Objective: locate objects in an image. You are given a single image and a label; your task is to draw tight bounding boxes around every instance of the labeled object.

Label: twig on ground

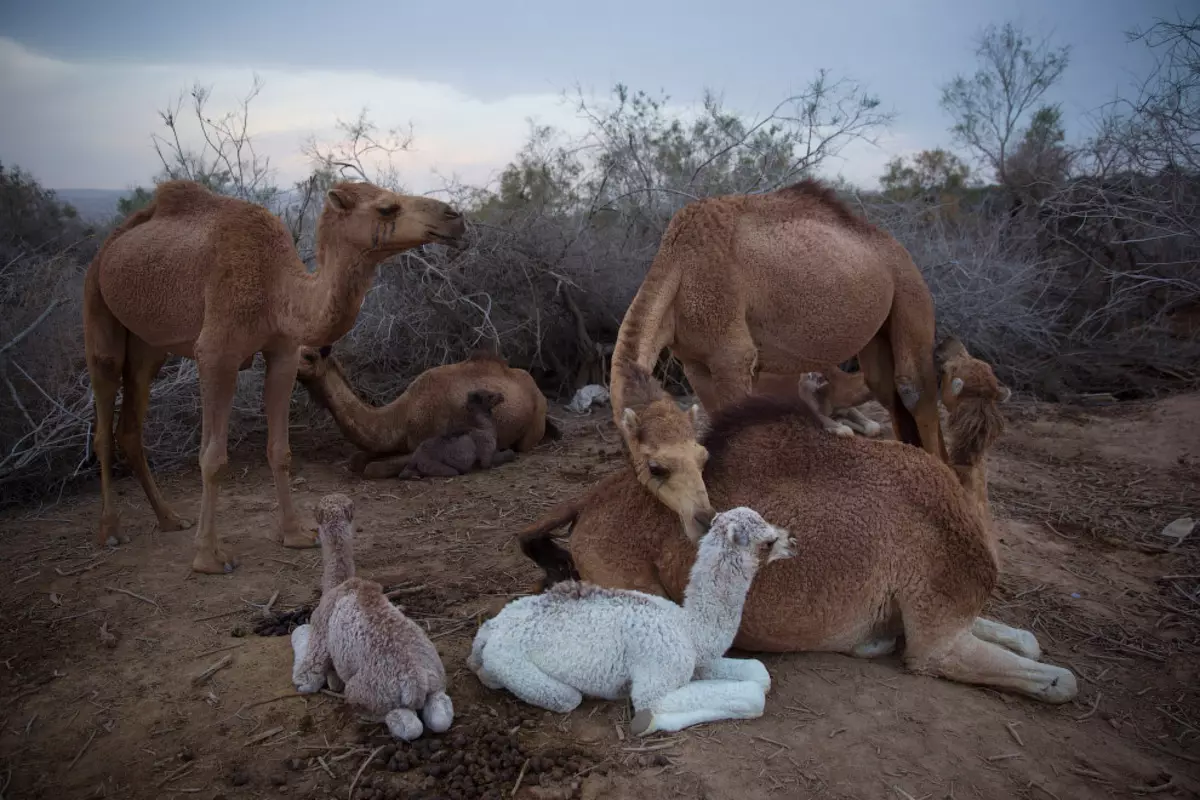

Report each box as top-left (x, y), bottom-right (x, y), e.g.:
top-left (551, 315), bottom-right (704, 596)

top-left (510, 757), bottom-right (530, 798)
top-left (348, 745), bottom-right (384, 799)
top-left (248, 726), bottom-right (284, 745)
top-left (1074, 692), bottom-right (1102, 721)
top-left (191, 654), bottom-right (233, 685)
top-left (105, 585), bottom-right (161, 608)
top-left (67, 728), bottom-right (97, 770)
top-left (1005, 721), bottom-right (1025, 747)
top-left (157, 761), bottom-right (195, 787)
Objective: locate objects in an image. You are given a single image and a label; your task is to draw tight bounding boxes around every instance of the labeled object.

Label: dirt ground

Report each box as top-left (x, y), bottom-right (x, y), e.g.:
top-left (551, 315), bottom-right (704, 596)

top-left (1, 392), bottom-right (1198, 800)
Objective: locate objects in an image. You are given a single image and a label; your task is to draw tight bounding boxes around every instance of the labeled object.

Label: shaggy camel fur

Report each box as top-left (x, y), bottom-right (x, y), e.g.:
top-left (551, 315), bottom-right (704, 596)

top-left (295, 347), bottom-right (556, 478)
top-left (609, 179), bottom-right (945, 540)
top-left (935, 338), bottom-right (1012, 520)
top-left (292, 494), bottom-right (453, 740)
top-left (398, 389), bottom-right (516, 479)
top-left (83, 179), bottom-right (465, 573)
top-left (469, 507), bottom-right (793, 736)
top-left (518, 366), bottom-right (1077, 705)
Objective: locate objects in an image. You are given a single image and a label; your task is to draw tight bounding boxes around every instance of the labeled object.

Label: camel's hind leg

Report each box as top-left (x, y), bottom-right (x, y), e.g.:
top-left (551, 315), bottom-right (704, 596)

top-left (263, 347), bottom-right (317, 550)
top-left (83, 270), bottom-right (127, 547)
top-left (118, 337), bottom-right (193, 534)
top-left (702, 334), bottom-right (758, 411)
top-left (858, 334), bottom-right (920, 446)
top-left (680, 359), bottom-right (721, 415)
top-left (886, 291), bottom-right (948, 462)
top-left (629, 679), bottom-right (766, 737)
top-left (907, 628), bottom-right (1076, 704)
top-left (480, 646), bottom-right (583, 714)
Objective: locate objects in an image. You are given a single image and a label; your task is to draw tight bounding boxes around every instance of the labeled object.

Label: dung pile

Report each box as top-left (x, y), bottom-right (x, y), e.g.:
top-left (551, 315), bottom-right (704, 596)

top-left (252, 606), bottom-right (312, 636)
top-left (353, 702), bottom-right (600, 800)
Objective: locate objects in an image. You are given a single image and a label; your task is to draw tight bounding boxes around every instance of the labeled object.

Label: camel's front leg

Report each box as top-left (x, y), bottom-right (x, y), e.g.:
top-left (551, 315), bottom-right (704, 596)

top-left (971, 617), bottom-right (1041, 659)
top-left (193, 348), bottom-right (241, 574)
top-left (292, 623), bottom-right (333, 694)
top-left (694, 657), bottom-right (771, 693)
top-left (630, 679), bottom-right (766, 737)
top-left (264, 348), bottom-right (317, 549)
top-left (907, 630), bottom-right (1076, 704)
top-left (834, 407), bottom-right (882, 437)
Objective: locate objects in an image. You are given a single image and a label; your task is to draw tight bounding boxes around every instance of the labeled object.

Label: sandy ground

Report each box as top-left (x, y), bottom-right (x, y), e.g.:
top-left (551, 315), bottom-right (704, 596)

top-left (0, 393), bottom-right (1198, 800)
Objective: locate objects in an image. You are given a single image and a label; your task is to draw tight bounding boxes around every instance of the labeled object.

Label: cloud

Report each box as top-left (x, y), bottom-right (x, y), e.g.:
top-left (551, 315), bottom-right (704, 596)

top-left (0, 37), bottom-right (589, 192)
top-left (0, 36), bottom-right (920, 194)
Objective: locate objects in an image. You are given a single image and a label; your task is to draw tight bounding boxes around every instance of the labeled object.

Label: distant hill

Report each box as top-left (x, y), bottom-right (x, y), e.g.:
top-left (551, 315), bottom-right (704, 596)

top-left (53, 188), bottom-right (130, 223)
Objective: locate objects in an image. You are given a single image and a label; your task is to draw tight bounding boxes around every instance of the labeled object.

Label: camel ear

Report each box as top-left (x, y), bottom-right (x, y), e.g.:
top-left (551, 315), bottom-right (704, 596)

top-left (997, 385), bottom-right (1012, 403)
top-left (950, 377), bottom-right (964, 397)
top-left (620, 407), bottom-right (641, 441)
top-left (729, 524), bottom-right (750, 548)
top-left (687, 404), bottom-right (701, 427)
top-left (327, 187), bottom-right (356, 211)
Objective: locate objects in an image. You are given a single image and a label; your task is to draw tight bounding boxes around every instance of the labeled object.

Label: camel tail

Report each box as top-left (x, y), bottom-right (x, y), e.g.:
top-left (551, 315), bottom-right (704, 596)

top-left (517, 498), bottom-right (584, 589)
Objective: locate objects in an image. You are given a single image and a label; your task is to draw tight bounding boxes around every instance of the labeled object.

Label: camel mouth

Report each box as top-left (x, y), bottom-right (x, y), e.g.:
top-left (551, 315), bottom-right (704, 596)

top-left (427, 228), bottom-right (468, 250)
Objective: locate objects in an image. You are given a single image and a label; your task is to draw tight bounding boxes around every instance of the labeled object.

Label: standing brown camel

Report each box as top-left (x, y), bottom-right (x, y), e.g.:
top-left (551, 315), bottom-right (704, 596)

top-left (83, 179), bottom-right (466, 574)
top-left (517, 357), bottom-right (1077, 705)
top-left (294, 346), bottom-right (556, 477)
top-left (610, 180), bottom-right (945, 540)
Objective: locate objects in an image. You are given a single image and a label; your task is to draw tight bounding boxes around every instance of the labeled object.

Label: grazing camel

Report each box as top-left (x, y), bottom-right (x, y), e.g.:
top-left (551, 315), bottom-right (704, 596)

top-left (398, 389), bottom-right (516, 479)
top-left (83, 179), bottom-right (466, 574)
top-left (935, 337), bottom-right (1012, 520)
top-left (610, 179), bottom-right (945, 541)
top-left (517, 362), bottom-right (1077, 705)
top-left (295, 347), bottom-right (556, 477)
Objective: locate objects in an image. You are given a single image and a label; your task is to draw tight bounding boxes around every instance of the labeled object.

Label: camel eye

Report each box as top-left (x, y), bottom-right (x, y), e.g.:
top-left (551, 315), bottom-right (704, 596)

top-left (648, 461), bottom-right (670, 479)
top-left (378, 204), bottom-right (400, 216)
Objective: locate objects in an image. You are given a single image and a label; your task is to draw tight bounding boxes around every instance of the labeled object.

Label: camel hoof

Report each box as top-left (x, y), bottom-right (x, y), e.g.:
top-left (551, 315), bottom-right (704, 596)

top-left (862, 420), bottom-right (882, 437)
top-left (161, 516), bottom-right (194, 532)
top-left (104, 535), bottom-right (120, 548)
top-left (1036, 667), bottom-right (1078, 704)
top-left (192, 550), bottom-right (238, 575)
top-left (282, 531), bottom-right (319, 549)
top-left (348, 452), bottom-right (372, 474)
top-left (630, 710), bottom-right (655, 737)
top-left (897, 380), bottom-right (920, 412)
top-left (1008, 630), bottom-right (1042, 660)
top-left (833, 424), bottom-right (855, 438)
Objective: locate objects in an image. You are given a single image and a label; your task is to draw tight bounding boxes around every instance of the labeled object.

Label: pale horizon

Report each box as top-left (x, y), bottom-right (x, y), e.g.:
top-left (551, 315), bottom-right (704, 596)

top-left (0, 0), bottom-right (1189, 196)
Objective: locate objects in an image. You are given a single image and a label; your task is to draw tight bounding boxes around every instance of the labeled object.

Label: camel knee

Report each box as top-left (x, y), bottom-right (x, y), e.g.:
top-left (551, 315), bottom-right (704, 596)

top-left (896, 377), bottom-right (920, 411)
top-left (268, 442), bottom-right (292, 472)
top-left (200, 443), bottom-right (229, 481)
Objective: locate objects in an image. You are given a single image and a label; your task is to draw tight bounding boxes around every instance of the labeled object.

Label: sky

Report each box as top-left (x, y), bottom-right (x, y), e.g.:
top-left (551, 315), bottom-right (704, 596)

top-left (0, 0), bottom-right (1190, 195)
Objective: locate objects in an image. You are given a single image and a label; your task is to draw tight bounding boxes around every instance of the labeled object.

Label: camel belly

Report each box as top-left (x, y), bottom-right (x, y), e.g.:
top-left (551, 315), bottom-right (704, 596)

top-left (98, 222), bottom-right (211, 351)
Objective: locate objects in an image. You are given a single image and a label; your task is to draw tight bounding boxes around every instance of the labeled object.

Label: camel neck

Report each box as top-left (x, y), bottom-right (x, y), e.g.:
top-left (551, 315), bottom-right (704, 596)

top-left (300, 363), bottom-right (412, 453)
top-left (280, 235), bottom-right (386, 345)
top-left (321, 535), bottom-right (355, 592)
top-left (681, 541), bottom-right (756, 662)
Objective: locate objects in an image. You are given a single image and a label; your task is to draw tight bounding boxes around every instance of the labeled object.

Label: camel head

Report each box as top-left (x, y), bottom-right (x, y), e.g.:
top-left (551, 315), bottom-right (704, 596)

top-left (709, 506), bottom-right (796, 566)
top-left (296, 345), bottom-right (336, 382)
top-left (615, 362), bottom-right (715, 543)
top-left (466, 389), bottom-right (505, 415)
top-left (934, 337), bottom-right (1011, 412)
top-left (321, 181), bottom-right (467, 255)
top-left (315, 492), bottom-right (354, 546)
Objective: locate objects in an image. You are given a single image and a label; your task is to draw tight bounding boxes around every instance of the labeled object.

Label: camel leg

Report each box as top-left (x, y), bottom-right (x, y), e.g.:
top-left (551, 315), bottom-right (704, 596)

top-left (421, 691), bottom-right (454, 734)
top-left (971, 617), bottom-right (1041, 660)
top-left (491, 448), bottom-right (517, 466)
top-left (629, 679), bottom-right (766, 737)
top-left (479, 646), bottom-right (583, 714)
top-left (410, 460), bottom-right (461, 479)
top-left (680, 359), bottom-right (722, 414)
top-left (694, 657), bottom-right (771, 693)
top-left (293, 623), bottom-right (332, 693)
top-left (192, 349), bottom-right (240, 575)
top-left (906, 629), bottom-right (1076, 704)
top-left (704, 336), bottom-right (757, 411)
top-left (887, 291), bottom-right (948, 462)
top-left (383, 708), bottom-right (424, 741)
top-left (83, 278), bottom-right (128, 547)
top-left (858, 334), bottom-right (911, 444)
top-left (118, 338), bottom-right (193, 534)
top-left (263, 348), bottom-right (317, 550)
top-left (835, 407), bottom-right (883, 437)
top-left (362, 454), bottom-right (410, 479)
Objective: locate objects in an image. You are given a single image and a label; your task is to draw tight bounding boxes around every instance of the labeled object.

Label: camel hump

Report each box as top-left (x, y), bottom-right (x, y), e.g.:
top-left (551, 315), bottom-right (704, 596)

top-left (774, 179), bottom-right (877, 236)
top-left (466, 349), bottom-right (508, 366)
top-left (151, 180), bottom-right (224, 217)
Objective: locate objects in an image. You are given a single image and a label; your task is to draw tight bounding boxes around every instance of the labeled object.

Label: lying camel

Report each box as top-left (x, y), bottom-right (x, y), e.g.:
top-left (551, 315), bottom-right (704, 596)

top-left (399, 389), bottom-right (516, 479)
top-left (296, 347), bottom-right (557, 477)
top-left (517, 359), bottom-right (1077, 705)
top-left (609, 179), bottom-right (946, 541)
top-left (83, 179), bottom-right (465, 573)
